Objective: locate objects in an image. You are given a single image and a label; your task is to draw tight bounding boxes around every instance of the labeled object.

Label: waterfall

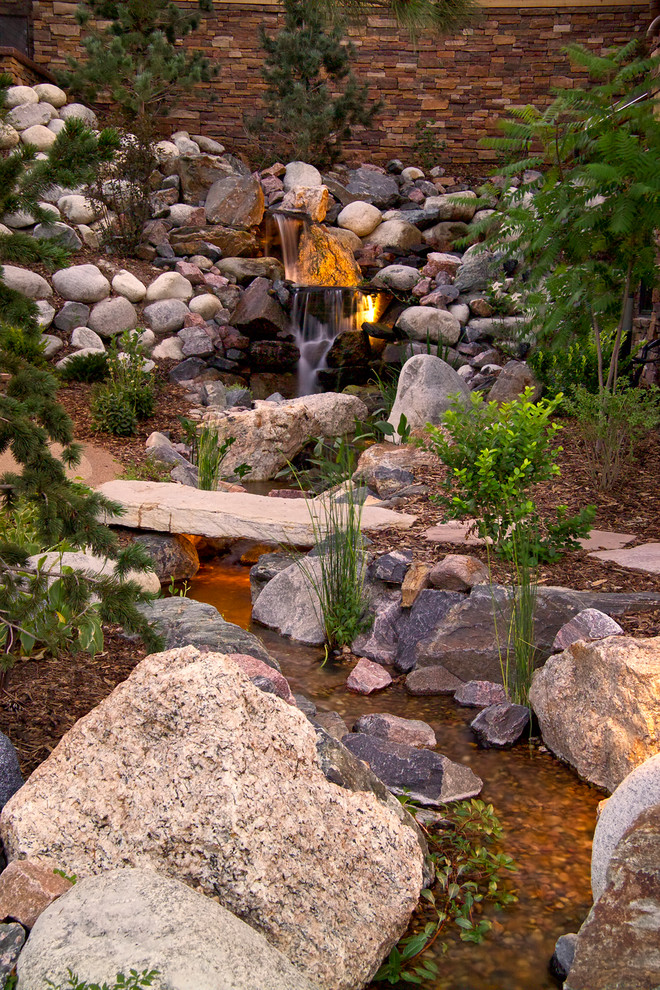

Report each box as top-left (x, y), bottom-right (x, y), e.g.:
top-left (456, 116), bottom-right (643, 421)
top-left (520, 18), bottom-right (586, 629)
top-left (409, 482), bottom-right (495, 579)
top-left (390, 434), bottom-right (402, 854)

top-left (293, 287), bottom-right (377, 395)
top-left (275, 214), bottom-right (303, 282)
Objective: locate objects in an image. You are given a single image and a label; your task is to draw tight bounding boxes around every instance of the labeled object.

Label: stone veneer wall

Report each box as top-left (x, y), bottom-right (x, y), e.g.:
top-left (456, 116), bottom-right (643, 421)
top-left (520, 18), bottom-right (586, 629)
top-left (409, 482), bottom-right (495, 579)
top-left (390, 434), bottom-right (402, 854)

top-left (29, 0), bottom-right (648, 168)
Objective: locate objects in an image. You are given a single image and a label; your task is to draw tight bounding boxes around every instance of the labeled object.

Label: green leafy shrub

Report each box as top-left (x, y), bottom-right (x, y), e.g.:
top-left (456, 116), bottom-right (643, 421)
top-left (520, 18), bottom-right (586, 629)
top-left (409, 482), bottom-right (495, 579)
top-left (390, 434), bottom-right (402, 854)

top-left (374, 799), bottom-right (517, 985)
top-left (46, 968), bottom-right (159, 990)
top-left (426, 388), bottom-right (595, 562)
top-left (528, 340), bottom-right (601, 404)
top-left (91, 332), bottom-right (155, 436)
top-left (568, 384), bottom-right (660, 489)
top-left (60, 351), bottom-right (109, 383)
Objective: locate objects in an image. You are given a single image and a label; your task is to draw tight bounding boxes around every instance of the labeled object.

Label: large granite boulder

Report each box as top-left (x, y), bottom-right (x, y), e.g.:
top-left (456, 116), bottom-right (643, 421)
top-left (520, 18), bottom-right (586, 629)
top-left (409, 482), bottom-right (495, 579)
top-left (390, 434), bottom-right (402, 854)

top-left (396, 307), bottom-right (461, 346)
top-left (1, 647), bottom-right (425, 990)
top-left (178, 152), bottom-right (249, 204)
top-left (388, 354), bottom-right (470, 437)
top-left (130, 533), bottom-right (200, 583)
top-left (346, 168), bottom-right (399, 207)
top-left (252, 557), bottom-right (325, 645)
top-left (565, 805), bottom-right (660, 990)
top-left (205, 174), bottom-right (265, 227)
top-left (17, 868), bottom-right (319, 990)
top-left (529, 636), bottom-right (660, 792)
top-left (591, 753), bottom-right (660, 901)
top-left (202, 392), bottom-right (368, 480)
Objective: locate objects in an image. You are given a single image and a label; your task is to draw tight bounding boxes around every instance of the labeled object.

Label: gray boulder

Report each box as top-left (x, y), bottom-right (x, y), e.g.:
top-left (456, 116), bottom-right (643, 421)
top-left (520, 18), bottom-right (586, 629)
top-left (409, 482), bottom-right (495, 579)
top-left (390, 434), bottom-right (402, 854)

top-left (388, 354), bottom-right (470, 436)
top-left (346, 168), bottom-right (399, 208)
top-left (1, 266), bottom-right (52, 300)
top-left (0, 733), bottom-right (23, 811)
top-left (488, 361), bottom-right (541, 403)
top-left (395, 307), bottom-right (461, 346)
top-left (137, 596), bottom-right (278, 669)
top-left (32, 221), bottom-right (82, 251)
top-left (250, 552), bottom-right (296, 603)
top-left (16, 868), bottom-right (320, 990)
top-left (352, 713), bottom-right (436, 749)
top-left (373, 550), bottom-right (413, 585)
top-left (342, 733), bottom-right (482, 805)
top-left (352, 589), bottom-right (403, 665)
top-left (131, 533), bottom-right (200, 584)
top-left (454, 680), bottom-right (507, 708)
top-left (88, 296), bottom-right (138, 338)
top-left (252, 558), bottom-right (325, 645)
top-left (52, 264), bottom-right (110, 304)
top-left (54, 301), bottom-right (90, 332)
top-left (470, 702), bottom-right (530, 748)
top-left (143, 298), bottom-right (189, 334)
top-left (6, 101), bottom-right (51, 131)
top-left (0, 923), bottom-right (26, 987)
top-left (454, 250), bottom-right (495, 293)
top-left (553, 608), bottom-right (624, 652)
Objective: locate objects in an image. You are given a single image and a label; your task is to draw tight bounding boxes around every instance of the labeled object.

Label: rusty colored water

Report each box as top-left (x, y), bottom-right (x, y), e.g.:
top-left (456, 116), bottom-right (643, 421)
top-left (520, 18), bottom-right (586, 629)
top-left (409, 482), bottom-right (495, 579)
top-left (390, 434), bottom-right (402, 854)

top-left (187, 562), bottom-right (603, 990)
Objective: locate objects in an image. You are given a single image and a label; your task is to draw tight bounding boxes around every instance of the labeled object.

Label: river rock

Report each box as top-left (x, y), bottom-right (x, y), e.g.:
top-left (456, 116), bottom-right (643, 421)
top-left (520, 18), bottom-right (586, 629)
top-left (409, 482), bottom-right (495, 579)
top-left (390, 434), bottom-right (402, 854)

top-left (54, 300), bottom-right (89, 331)
top-left (363, 219), bottom-right (423, 250)
top-left (202, 392), bottom-right (368, 480)
top-left (5, 86), bottom-right (38, 108)
top-left (405, 666), bottom-right (463, 695)
top-left (388, 354), bottom-right (470, 436)
top-left (189, 293), bottom-right (222, 319)
top-left (33, 84), bottom-right (67, 107)
top-left (337, 200), bottom-right (382, 236)
top-left (217, 257), bottom-right (285, 283)
top-left (454, 680), bottom-right (508, 707)
top-left (20, 124), bottom-right (57, 150)
top-left (346, 658), bottom-right (393, 694)
top-left (283, 161), bottom-right (322, 191)
top-left (59, 103), bottom-right (98, 127)
top-left (0, 733), bottom-right (23, 812)
top-left (0, 858), bottom-right (72, 929)
top-left (205, 174), bottom-right (265, 227)
top-left (112, 270), bottom-right (146, 303)
top-left (470, 702), bottom-right (530, 748)
top-left (137, 597), bottom-right (277, 666)
top-left (88, 296), bottom-right (137, 337)
top-left (35, 301), bottom-right (55, 329)
top-left (16, 868), bottom-right (320, 990)
top-left (57, 194), bottom-right (97, 225)
top-left (424, 191), bottom-right (478, 222)
top-left (552, 608), bottom-right (624, 651)
top-left (145, 271), bottom-right (194, 303)
top-left (396, 307), bottom-right (461, 346)
top-left (422, 220), bottom-right (470, 251)
top-left (488, 360), bottom-right (541, 402)
top-left (372, 265), bottom-right (421, 292)
top-left (353, 713), bottom-right (436, 748)
top-left (429, 554), bottom-right (489, 591)
top-left (0, 123), bottom-right (20, 149)
top-left (342, 734), bottom-right (482, 805)
top-left (52, 264), bottom-right (110, 304)
top-left (70, 326), bottom-right (103, 351)
top-left (565, 805), bottom-right (660, 990)
top-left (6, 102), bottom-right (52, 131)
top-left (33, 220), bottom-right (81, 251)
top-left (591, 753), bottom-right (660, 901)
top-left (143, 298), bottom-right (189, 334)
top-left (346, 168), bottom-right (399, 207)
top-left (2, 648), bottom-right (425, 990)
top-left (1, 265), bottom-right (52, 300)
top-left (130, 533), bottom-right (199, 584)
top-left (529, 635), bottom-right (660, 792)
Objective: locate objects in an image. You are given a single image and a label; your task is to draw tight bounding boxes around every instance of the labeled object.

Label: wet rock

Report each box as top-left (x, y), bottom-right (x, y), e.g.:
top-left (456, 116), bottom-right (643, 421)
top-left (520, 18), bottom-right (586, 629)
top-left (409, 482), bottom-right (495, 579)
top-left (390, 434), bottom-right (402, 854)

top-left (313, 711), bottom-right (350, 741)
top-left (0, 922), bottom-right (25, 984)
top-left (488, 360), bottom-right (541, 403)
top-left (529, 635), bottom-right (660, 792)
top-left (297, 224), bottom-right (362, 287)
top-left (16, 868), bottom-right (319, 990)
top-left (353, 713), bottom-right (436, 749)
top-left (130, 533), bottom-right (199, 584)
top-left (205, 173), bottom-right (265, 228)
top-left (454, 680), bottom-right (507, 708)
top-left (591, 753), bottom-right (660, 902)
top-left (346, 168), bottom-right (399, 207)
top-left (3, 649), bottom-right (425, 990)
top-left (352, 589), bottom-right (403, 665)
top-left (228, 653), bottom-right (295, 705)
top-left (405, 667), bottom-right (463, 695)
top-left (280, 185), bottom-right (329, 222)
top-left (396, 589), bottom-right (464, 673)
top-left (552, 608), bottom-right (624, 651)
top-left (429, 554), bottom-right (489, 592)
top-left (470, 702), bottom-right (530, 748)
top-left (388, 354), bottom-right (470, 437)
top-left (565, 805), bottom-right (660, 990)
top-left (137, 596), bottom-right (278, 668)
top-left (295, 694), bottom-right (317, 717)
top-left (342, 734), bottom-right (482, 805)
top-left (373, 550), bottom-right (413, 585)
top-left (550, 933), bottom-right (578, 982)
top-left (346, 658), bottom-right (393, 694)
top-left (0, 858), bottom-right (72, 929)
top-left (0, 734), bottom-right (23, 813)
top-left (250, 552), bottom-right (296, 603)
top-left (252, 558), bottom-right (324, 645)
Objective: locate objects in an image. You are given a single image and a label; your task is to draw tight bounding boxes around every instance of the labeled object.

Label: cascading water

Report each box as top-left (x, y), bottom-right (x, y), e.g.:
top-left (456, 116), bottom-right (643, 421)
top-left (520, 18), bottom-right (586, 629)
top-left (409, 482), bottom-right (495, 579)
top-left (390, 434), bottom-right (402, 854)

top-left (274, 213), bottom-right (379, 394)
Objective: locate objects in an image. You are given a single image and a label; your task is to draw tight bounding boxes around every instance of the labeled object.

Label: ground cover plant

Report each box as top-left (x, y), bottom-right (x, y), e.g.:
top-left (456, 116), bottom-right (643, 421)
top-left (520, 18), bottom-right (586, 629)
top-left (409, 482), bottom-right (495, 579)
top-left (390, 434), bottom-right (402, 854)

top-left (91, 332), bottom-right (156, 437)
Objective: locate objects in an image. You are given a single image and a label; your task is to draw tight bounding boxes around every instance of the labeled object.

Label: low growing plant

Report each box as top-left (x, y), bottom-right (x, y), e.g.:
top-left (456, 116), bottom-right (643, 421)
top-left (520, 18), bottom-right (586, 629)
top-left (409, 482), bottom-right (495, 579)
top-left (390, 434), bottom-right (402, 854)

top-left (59, 350), bottom-right (109, 384)
top-left (45, 969), bottom-right (159, 990)
top-left (374, 798), bottom-right (517, 985)
top-left (568, 383), bottom-right (660, 489)
top-left (91, 332), bottom-right (155, 437)
top-left (426, 388), bottom-right (595, 563)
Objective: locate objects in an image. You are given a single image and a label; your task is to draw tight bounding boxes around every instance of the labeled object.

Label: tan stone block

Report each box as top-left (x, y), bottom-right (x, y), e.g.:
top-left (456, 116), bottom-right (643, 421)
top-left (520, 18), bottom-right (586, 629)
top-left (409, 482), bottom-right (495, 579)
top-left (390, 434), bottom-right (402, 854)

top-left (0, 858), bottom-right (73, 929)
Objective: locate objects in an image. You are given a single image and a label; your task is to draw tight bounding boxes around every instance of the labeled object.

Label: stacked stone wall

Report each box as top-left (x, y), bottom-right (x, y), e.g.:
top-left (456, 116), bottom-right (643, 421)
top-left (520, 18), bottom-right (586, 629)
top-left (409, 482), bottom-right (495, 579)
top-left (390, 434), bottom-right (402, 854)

top-left (28, 0), bottom-right (647, 168)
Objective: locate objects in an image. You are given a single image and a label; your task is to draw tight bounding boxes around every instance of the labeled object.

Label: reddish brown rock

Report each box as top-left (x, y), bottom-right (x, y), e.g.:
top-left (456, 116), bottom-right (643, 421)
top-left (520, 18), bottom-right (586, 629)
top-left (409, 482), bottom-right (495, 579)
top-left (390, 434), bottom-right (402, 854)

top-left (0, 858), bottom-right (72, 928)
top-left (352, 713), bottom-right (436, 749)
top-left (228, 653), bottom-right (296, 705)
top-left (405, 666), bottom-right (463, 696)
top-left (454, 680), bottom-right (508, 708)
top-left (175, 261), bottom-right (206, 285)
top-left (429, 554), bottom-right (489, 592)
top-left (553, 608), bottom-right (624, 651)
top-left (346, 659), bottom-right (393, 695)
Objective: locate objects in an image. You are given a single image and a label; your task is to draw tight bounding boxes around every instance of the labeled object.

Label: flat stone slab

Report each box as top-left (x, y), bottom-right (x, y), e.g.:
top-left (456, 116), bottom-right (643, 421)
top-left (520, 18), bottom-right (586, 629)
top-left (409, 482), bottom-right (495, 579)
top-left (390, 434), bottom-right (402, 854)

top-left (98, 481), bottom-right (416, 545)
top-left (588, 543), bottom-right (660, 575)
top-left (422, 520), bottom-right (484, 545)
top-left (578, 530), bottom-right (637, 551)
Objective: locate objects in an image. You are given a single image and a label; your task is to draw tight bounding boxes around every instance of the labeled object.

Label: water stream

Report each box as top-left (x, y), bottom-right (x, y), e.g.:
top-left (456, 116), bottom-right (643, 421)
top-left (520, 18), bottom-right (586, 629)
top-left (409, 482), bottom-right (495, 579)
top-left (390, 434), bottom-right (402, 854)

top-left (187, 561), bottom-right (603, 990)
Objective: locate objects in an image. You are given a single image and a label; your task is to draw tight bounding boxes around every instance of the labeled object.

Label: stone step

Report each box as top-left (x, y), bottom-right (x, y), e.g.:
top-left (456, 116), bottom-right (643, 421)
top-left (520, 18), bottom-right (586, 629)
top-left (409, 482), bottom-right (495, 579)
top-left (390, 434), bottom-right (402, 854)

top-left (97, 480), bottom-right (417, 545)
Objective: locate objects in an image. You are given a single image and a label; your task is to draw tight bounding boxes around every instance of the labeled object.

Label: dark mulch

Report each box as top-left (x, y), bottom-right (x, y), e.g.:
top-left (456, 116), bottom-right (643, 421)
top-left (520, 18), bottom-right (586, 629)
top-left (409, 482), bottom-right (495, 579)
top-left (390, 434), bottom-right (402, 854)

top-left (58, 372), bottom-right (193, 467)
top-left (0, 629), bottom-right (148, 778)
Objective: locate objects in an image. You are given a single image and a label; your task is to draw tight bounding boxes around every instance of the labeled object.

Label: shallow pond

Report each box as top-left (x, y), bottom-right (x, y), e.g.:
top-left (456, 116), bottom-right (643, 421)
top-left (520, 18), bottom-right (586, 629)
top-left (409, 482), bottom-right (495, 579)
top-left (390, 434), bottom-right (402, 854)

top-left (187, 560), bottom-right (603, 990)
